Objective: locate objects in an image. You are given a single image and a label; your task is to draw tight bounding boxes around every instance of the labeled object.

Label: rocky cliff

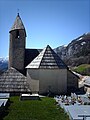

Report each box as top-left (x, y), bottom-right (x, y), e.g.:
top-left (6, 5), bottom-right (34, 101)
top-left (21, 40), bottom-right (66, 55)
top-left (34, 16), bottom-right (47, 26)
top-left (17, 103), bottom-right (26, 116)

top-left (54, 33), bottom-right (90, 66)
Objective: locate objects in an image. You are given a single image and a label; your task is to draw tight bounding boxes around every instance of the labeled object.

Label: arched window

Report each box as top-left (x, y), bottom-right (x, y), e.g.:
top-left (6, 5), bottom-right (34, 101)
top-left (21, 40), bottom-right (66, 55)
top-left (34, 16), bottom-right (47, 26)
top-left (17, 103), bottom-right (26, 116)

top-left (16, 30), bottom-right (20, 38)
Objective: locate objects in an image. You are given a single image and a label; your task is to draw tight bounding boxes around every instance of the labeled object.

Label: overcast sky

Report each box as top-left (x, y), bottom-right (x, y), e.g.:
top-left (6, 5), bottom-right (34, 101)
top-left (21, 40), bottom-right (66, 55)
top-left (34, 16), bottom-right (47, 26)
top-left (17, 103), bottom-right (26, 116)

top-left (0, 0), bottom-right (90, 57)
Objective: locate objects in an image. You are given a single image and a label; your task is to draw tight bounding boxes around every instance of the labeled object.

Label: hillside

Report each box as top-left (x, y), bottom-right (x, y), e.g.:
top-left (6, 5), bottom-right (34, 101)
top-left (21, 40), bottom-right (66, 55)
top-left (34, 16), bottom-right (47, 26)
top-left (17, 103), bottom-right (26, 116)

top-left (72, 64), bottom-right (90, 76)
top-left (54, 32), bottom-right (90, 66)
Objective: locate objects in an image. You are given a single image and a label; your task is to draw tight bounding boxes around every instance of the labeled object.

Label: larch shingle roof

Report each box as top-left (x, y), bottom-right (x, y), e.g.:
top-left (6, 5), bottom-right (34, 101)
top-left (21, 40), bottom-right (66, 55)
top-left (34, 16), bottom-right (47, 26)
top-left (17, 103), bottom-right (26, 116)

top-left (0, 67), bottom-right (30, 92)
top-left (26, 45), bottom-right (67, 69)
top-left (10, 13), bottom-right (26, 32)
top-left (25, 49), bottom-right (42, 67)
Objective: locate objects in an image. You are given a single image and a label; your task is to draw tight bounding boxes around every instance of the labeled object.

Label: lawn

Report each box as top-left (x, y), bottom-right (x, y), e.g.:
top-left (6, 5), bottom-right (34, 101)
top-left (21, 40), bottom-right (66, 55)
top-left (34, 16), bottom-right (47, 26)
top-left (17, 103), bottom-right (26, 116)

top-left (2, 96), bottom-right (69, 120)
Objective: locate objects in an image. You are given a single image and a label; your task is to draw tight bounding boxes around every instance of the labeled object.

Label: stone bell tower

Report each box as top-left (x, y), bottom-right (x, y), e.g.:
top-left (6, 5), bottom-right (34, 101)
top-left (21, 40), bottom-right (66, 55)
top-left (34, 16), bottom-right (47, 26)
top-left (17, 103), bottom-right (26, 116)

top-left (9, 13), bottom-right (26, 74)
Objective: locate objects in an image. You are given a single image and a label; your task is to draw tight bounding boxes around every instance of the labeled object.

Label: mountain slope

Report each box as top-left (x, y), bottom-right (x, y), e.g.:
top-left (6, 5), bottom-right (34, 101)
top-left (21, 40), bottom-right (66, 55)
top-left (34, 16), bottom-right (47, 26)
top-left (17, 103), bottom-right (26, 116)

top-left (54, 32), bottom-right (90, 66)
top-left (0, 57), bottom-right (8, 74)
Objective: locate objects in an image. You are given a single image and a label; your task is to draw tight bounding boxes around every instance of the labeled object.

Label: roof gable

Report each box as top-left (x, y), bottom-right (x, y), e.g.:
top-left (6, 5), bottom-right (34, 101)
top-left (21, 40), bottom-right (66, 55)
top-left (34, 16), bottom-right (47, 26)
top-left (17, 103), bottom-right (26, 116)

top-left (26, 45), bottom-right (68, 69)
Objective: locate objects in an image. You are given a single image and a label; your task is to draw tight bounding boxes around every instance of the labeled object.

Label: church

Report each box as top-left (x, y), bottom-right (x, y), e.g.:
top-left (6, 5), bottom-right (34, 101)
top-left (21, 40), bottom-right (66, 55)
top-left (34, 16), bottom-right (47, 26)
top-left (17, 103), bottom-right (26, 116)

top-left (0, 13), bottom-right (79, 95)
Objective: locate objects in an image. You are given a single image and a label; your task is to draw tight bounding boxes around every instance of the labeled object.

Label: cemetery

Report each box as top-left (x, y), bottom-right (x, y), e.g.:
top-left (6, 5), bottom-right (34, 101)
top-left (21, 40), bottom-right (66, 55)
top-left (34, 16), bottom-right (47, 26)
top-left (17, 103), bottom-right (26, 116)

top-left (0, 92), bottom-right (90, 120)
top-left (54, 93), bottom-right (90, 120)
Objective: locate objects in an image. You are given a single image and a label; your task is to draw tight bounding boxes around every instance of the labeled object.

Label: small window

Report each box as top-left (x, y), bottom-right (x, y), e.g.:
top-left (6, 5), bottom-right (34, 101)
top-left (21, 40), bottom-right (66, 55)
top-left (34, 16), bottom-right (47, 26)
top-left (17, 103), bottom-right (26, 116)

top-left (16, 30), bottom-right (20, 38)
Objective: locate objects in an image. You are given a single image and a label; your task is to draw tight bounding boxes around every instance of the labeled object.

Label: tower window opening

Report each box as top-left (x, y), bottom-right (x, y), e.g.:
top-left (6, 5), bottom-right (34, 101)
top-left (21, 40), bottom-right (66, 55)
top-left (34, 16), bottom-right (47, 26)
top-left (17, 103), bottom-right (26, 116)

top-left (16, 30), bottom-right (20, 38)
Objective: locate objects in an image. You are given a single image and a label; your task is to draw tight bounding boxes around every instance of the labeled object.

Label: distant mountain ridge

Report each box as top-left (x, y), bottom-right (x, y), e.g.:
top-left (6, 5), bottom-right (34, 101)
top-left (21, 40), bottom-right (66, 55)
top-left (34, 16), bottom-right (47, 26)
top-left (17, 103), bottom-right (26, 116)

top-left (0, 57), bottom-right (8, 74)
top-left (54, 32), bottom-right (90, 66)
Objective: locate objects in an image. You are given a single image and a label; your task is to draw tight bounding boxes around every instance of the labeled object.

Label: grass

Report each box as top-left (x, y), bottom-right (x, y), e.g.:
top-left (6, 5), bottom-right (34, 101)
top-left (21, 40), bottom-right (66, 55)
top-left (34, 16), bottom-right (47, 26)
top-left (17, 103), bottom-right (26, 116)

top-left (2, 96), bottom-right (69, 120)
top-left (73, 64), bottom-right (90, 75)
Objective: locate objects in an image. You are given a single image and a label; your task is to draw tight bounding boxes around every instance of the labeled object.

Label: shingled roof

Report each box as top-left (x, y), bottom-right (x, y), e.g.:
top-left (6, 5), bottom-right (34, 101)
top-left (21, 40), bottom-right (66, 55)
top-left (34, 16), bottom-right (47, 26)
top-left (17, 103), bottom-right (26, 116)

top-left (10, 13), bottom-right (26, 33)
top-left (25, 49), bottom-right (42, 67)
top-left (26, 45), bottom-right (68, 69)
top-left (0, 67), bottom-right (30, 93)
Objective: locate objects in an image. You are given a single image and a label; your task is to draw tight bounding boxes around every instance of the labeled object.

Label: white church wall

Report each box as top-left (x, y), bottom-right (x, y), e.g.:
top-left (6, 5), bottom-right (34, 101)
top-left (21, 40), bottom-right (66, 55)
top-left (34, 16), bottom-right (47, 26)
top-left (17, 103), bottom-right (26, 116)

top-left (39, 69), bottom-right (67, 94)
top-left (27, 69), bottom-right (39, 93)
top-left (27, 69), bottom-right (67, 95)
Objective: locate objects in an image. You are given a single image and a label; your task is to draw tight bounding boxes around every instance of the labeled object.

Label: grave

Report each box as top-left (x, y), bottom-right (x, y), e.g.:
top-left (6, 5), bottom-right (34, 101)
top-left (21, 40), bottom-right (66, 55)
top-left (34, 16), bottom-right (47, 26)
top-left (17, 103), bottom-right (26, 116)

top-left (20, 94), bottom-right (40, 100)
top-left (54, 94), bottom-right (90, 120)
top-left (0, 93), bottom-right (10, 99)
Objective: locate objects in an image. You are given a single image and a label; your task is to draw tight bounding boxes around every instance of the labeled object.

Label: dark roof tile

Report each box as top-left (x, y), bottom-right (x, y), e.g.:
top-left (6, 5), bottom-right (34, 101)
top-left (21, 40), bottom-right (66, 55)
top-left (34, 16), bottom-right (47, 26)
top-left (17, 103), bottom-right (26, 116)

top-left (10, 13), bottom-right (26, 33)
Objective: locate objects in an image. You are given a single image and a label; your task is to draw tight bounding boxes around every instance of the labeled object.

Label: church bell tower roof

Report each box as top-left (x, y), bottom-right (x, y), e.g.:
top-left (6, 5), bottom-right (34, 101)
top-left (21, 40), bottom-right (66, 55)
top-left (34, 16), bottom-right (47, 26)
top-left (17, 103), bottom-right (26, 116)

top-left (10, 13), bottom-right (26, 33)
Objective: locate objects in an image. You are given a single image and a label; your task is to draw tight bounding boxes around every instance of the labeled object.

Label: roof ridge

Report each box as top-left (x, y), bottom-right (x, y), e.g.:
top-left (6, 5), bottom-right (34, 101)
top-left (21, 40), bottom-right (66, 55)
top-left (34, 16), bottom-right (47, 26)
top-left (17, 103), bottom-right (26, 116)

top-left (39, 46), bottom-right (48, 68)
top-left (3, 67), bottom-right (26, 78)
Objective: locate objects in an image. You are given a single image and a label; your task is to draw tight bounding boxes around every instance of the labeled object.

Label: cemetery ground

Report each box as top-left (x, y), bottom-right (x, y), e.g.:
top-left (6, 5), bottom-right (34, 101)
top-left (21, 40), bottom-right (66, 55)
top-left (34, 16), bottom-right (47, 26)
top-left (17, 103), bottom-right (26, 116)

top-left (1, 96), bottom-right (69, 120)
